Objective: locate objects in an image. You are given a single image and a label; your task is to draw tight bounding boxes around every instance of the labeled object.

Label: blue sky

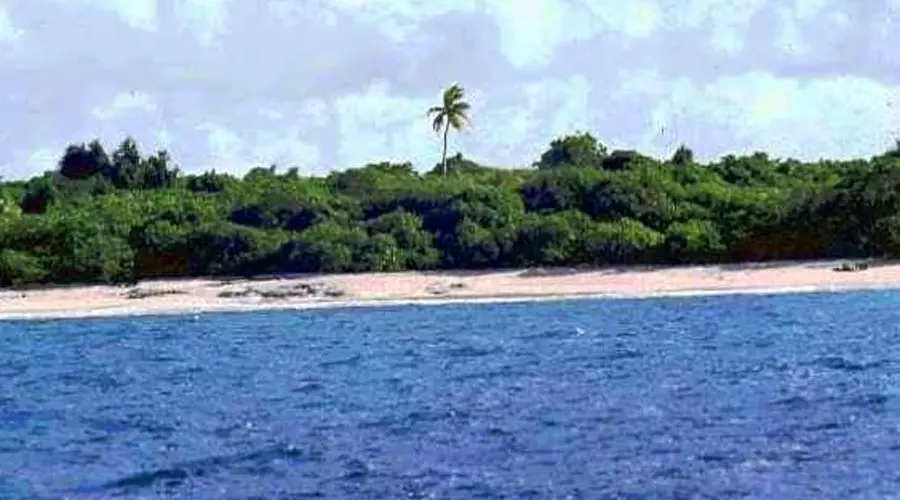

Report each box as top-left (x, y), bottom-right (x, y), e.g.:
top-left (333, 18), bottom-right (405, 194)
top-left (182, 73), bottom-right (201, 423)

top-left (1, 0), bottom-right (899, 179)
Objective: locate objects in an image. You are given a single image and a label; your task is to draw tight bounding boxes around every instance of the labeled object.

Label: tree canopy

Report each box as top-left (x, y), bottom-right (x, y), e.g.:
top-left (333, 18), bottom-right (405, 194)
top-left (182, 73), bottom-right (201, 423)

top-left (1, 131), bottom-right (899, 288)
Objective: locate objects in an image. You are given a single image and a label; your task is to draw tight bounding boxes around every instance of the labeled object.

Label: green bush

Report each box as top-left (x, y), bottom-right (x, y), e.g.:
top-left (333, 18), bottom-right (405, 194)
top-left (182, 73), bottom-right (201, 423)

top-left (584, 218), bottom-right (664, 265)
top-left (0, 250), bottom-right (48, 287)
top-left (664, 219), bottom-right (726, 263)
top-left (1, 133), bottom-right (900, 287)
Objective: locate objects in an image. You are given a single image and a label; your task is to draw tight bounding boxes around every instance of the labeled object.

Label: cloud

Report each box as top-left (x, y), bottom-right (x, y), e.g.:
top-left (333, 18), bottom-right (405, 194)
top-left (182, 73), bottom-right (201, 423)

top-left (0, 5), bottom-right (24, 42)
top-left (197, 122), bottom-right (243, 171)
top-left (41, 0), bottom-right (158, 31)
top-left (2, 0), bottom-right (900, 180)
top-left (483, 0), bottom-right (576, 70)
top-left (619, 1), bottom-right (663, 38)
top-left (468, 75), bottom-right (597, 165)
top-left (618, 70), bottom-right (900, 160)
top-left (581, 0), bottom-right (664, 37)
top-left (174, 0), bottom-right (232, 45)
top-left (248, 128), bottom-right (323, 173)
top-left (26, 148), bottom-right (59, 173)
top-left (330, 75), bottom-right (599, 170)
top-left (312, 0), bottom-right (478, 42)
top-left (483, 0), bottom-right (666, 70)
top-left (303, 99), bottom-right (330, 128)
top-left (718, 74), bottom-right (900, 159)
top-left (332, 79), bottom-right (437, 169)
top-left (46, 0), bottom-right (229, 40)
top-left (772, 0), bottom-right (849, 58)
top-left (99, 0), bottom-right (157, 31)
top-left (91, 91), bottom-right (157, 120)
top-left (193, 121), bottom-right (323, 174)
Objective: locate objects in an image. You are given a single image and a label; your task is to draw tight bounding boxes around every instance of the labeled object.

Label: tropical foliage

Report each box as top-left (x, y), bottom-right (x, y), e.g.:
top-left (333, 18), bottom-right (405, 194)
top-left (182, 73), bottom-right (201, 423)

top-left (1, 132), bottom-right (900, 288)
top-left (427, 84), bottom-right (471, 177)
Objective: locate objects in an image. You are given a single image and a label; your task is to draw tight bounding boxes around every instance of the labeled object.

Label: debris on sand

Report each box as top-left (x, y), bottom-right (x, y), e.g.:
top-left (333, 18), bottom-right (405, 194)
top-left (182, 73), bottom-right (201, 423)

top-left (425, 281), bottom-right (467, 296)
top-left (833, 261), bottom-right (870, 273)
top-left (218, 281), bottom-right (345, 300)
top-left (124, 288), bottom-right (186, 300)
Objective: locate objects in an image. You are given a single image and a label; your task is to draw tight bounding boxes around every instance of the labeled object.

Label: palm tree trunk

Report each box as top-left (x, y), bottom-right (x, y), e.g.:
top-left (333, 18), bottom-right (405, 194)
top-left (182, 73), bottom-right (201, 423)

top-left (441, 122), bottom-right (450, 177)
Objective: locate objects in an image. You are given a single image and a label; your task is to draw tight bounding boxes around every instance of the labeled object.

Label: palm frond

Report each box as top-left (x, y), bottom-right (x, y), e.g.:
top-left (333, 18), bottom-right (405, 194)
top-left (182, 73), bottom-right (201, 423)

top-left (448, 113), bottom-right (468, 130)
top-left (443, 84), bottom-right (465, 107)
top-left (451, 101), bottom-right (470, 112)
top-left (431, 113), bottom-right (445, 133)
top-left (428, 83), bottom-right (472, 161)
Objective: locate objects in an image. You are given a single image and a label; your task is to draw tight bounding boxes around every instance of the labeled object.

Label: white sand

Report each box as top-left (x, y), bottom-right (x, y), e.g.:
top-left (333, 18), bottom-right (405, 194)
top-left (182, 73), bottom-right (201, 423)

top-left (1, 260), bottom-right (897, 321)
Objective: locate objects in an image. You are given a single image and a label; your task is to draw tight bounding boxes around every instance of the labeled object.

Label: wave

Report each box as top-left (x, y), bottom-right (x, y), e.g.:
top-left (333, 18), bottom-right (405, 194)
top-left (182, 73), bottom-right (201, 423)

top-left (72, 443), bottom-right (306, 495)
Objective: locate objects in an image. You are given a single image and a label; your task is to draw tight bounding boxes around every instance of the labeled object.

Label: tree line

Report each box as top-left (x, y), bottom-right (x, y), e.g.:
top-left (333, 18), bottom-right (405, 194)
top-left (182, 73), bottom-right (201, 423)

top-left (2, 86), bottom-right (900, 287)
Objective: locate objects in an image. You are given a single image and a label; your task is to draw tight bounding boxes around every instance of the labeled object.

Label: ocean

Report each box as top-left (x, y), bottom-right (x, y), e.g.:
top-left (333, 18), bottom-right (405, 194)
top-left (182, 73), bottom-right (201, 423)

top-left (2, 291), bottom-right (900, 499)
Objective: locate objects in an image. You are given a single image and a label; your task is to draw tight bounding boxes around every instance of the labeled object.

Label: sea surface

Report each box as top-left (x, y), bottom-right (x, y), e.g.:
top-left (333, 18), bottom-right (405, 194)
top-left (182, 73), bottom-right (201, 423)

top-left (2, 291), bottom-right (900, 499)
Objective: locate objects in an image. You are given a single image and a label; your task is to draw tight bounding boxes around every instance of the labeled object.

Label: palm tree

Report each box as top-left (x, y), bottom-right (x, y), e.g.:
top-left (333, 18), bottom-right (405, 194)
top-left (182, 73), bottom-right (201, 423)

top-left (427, 83), bottom-right (471, 176)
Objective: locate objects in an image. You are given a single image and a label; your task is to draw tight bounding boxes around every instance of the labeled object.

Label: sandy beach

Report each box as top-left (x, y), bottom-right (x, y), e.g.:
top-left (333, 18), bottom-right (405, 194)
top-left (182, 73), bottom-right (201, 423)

top-left (1, 260), bottom-right (898, 321)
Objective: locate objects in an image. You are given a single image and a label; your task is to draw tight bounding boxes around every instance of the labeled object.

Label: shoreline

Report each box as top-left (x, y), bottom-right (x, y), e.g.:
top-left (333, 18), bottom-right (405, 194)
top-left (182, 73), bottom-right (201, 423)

top-left (2, 260), bottom-right (899, 321)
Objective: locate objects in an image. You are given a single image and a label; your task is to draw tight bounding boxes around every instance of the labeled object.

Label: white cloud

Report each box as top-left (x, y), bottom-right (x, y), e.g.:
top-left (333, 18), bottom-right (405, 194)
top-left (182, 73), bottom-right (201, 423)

top-left (793, 0), bottom-right (830, 18)
top-left (91, 91), bottom-right (157, 120)
top-left (27, 148), bottom-right (59, 173)
top-left (709, 24), bottom-right (743, 55)
top-left (773, 0), bottom-right (847, 58)
top-left (267, 0), bottom-right (338, 27)
top-left (522, 75), bottom-right (595, 138)
top-left (483, 0), bottom-right (779, 69)
top-left (483, 0), bottom-right (664, 70)
top-left (0, 148), bottom-right (59, 179)
top-left (52, 0), bottom-right (158, 31)
top-left (258, 108), bottom-right (283, 120)
top-left (665, 0), bottom-right (767, 54)
top-left (317, 0), bottom-right (478, 42)
top-left (775, 7), bottom-right (811, 58)
top-left (580, 0), bottom-right (663, 38)
top-left (327, 75), bottom-right (604, 171)
top-left (103, 0), bottom-right (157, 31)
top-left (286, 0), bottom-right (595, 70)
top-left (256, 98), bottom-right (330, 127)
top-left (263, 0), bottom-right (805, 73)
top-left (484, 0), bottom-right (576, 70)
top-left (249, 127), bottom-right (323, 173)
top-left (0, 6), bottom-right (24, 42)
top-left (621, 71), bottom-right (900, 160)
top-left (153, 128), bottom-right (172, 151)
top-left (174, 0), bottom-right (232, 45)
top-left (740, 75), bottom-right (900, 158)
top-left (469, 75), bottom-right (596, 166)
top-left (5, 0), bottom-right (900, 180)
top-left (671, 0), bottom-right (766, 28)
top-left (333, 79), bottom-right (437, 168)
top-left (621, 1), bottom-right (663, 38)
top-left (198, 122), bottom-right (243, 170)
top-left (302, 99), bottom-right (330, 128)
top-left (303, 0), bottom-right (666, 70)
top-left (192, 122), bottom-right (323, 174)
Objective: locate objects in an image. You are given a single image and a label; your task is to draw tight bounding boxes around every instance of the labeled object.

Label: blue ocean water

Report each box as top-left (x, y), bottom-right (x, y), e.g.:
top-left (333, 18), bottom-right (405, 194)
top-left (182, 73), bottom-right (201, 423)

top-left (2, 291), bottom-right (900, 499)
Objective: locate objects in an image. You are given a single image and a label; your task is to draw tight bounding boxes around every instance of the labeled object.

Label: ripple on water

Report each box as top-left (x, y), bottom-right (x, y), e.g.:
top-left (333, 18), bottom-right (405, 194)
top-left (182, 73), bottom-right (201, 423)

top-left (90, 443), bottom-right (307, 494)
top-left (318, 354), bottom-right (361, 368)
top-left (445, 345), bottom-right (504, 358)
top-left (3, 291), bottom-right (900, 498)
top-left (807, 356), bottom-right (887, 372)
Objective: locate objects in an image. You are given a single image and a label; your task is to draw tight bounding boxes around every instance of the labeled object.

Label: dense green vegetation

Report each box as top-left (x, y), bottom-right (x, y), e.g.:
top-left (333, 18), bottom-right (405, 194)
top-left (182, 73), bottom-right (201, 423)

top-left (2, 131), bottom-right (900, 288)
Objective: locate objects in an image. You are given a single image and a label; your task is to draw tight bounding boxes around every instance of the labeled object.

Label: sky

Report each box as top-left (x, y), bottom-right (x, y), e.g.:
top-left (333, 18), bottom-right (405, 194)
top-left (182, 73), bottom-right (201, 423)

top-left (1, 0), bottom-right (899, 180)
